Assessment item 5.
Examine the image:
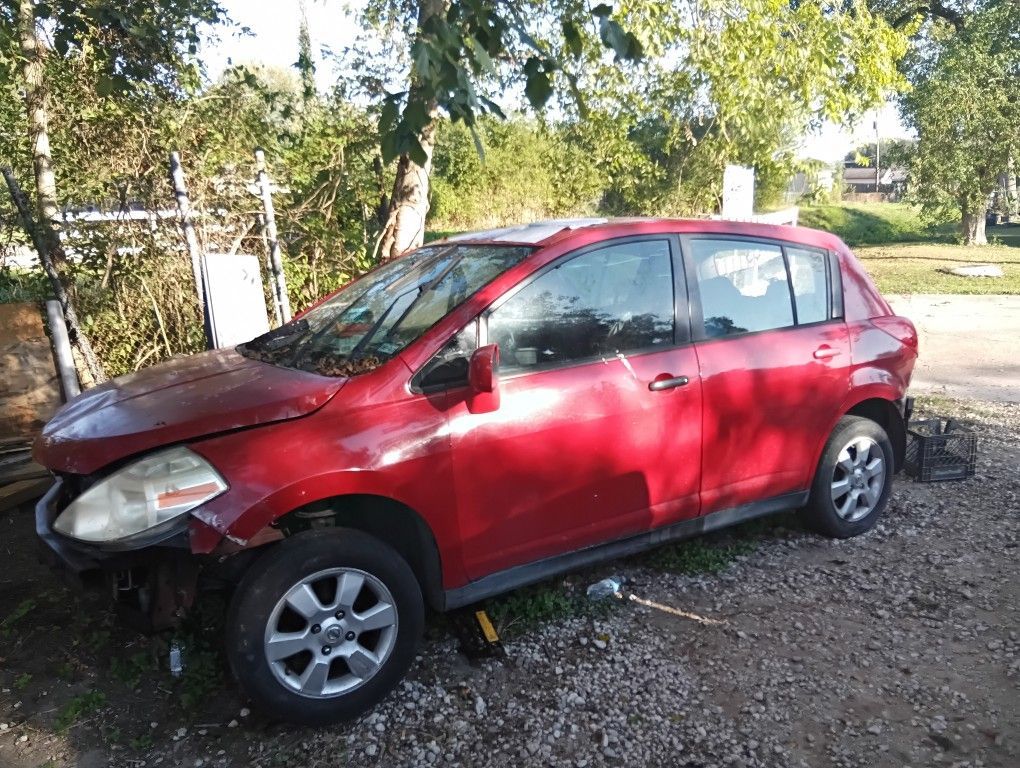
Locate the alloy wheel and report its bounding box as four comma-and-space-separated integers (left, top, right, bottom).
830, 436, 886, 522
263, 567, 398, 698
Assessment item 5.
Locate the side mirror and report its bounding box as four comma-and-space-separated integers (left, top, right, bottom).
468, 344, 499, 393
467, 344, 500, 413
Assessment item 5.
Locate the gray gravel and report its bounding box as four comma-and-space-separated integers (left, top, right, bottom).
240, 399, 1018, 768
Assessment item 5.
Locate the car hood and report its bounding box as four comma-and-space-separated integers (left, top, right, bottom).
34, 348, 346, 475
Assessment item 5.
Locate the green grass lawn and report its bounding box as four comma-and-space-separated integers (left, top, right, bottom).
856, 242, 1020, 295
799, 202, 1020, 295
798, 202, 954, 245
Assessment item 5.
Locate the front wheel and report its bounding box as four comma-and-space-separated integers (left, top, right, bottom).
225, 529, 424, 725
801, 415, 894, 538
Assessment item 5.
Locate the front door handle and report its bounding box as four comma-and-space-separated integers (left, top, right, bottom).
813, 345, 841, 360
648, 375, 690, 392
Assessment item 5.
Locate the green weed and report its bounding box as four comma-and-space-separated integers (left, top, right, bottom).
54, 690, 107, 731
13, 672, 32, 691
130, 734, 154, 751
486, 581, 615, 637
0, 598, 37, 638
110, 651, 154, 688
645, 538, 757, 575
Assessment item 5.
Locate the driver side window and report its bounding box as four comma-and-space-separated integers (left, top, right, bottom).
487, 240, 675, 374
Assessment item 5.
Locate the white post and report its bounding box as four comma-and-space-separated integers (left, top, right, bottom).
46, 299, 80, 400
169, 151, 210, 348
254, 148, 292, 324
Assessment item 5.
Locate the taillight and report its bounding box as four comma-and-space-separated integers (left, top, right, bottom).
871, 315, 918, 353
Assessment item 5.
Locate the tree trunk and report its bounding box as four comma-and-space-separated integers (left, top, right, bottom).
18, 0, 63, 265
376, 117, 438, 260
1007, 156, 1018, 220
3, 166, 107, 385
376, 0, 446, 261
961, 205, 987, 246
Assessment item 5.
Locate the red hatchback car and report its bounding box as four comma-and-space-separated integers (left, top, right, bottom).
34, 218, 917, 724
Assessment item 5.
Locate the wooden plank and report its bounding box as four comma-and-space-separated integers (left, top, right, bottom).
0, 477, 50, 512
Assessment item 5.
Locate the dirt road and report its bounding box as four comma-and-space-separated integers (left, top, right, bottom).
888, 294, 1020, 403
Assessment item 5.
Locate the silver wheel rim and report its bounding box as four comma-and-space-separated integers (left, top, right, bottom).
263, 567, 398, 699
830, 436, 886, 522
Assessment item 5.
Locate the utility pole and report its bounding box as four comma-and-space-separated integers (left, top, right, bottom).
253, 148, 292, 324
169, 152, 210, 349
874, 116, 881, 195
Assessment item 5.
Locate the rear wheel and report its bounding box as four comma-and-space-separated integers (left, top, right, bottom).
226, 529, 423, 725
801, 416, 893, 538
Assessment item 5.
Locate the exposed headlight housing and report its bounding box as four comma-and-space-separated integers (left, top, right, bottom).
53, 446, 228, 544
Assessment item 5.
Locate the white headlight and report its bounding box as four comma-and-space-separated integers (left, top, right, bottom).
53, 446, 228, 544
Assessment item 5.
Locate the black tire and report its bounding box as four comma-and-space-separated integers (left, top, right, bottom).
801, 415, 894, 539
225, 528, 423, 725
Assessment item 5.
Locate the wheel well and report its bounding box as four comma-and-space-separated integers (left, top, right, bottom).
846, 398, 906, 471
274, 495, 445, 611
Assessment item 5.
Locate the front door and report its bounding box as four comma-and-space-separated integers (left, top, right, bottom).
446, 238, 703, 580
683, 236, 851, 514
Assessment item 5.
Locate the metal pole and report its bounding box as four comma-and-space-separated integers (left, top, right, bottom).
254, 148, 292, 323
874, 117, 881, 194
256, 212, 283, 327
169, 152, 211, 348
2, 164, 107, 385
45, 299, 80, 399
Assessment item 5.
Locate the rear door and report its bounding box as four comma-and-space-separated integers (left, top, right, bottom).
433, 237, 703, 580
682, 236, 850, 514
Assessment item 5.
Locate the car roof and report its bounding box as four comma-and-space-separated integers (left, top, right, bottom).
437, 217, 846, 253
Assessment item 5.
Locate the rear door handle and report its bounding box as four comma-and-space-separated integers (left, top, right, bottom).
813, 346, 841, 360
648, 375, 690, 391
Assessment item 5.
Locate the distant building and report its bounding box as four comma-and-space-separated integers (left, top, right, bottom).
843, 166, 907, 199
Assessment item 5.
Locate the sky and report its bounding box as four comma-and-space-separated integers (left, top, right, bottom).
202, 0, 914, 166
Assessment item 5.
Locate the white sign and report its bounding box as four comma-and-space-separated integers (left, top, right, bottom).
722, 165, 755, 219
202, 253, 270, 349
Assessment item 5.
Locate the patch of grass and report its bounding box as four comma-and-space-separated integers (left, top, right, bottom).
130, 734, 154, 751
13, 672, 32, 691
0, 265, 49, 303
0, 598, 37, 638
54, 690, 106, 731
486, 580, 616, 637
799, 202, 952, 246
644, 537, 758, 575
170, 595, 229, 712
857, 243, 1020, 295
110, 651, 154, 688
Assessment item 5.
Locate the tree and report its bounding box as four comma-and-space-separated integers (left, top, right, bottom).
362, 0, 643, 259
2, 0, 227, 260
900, 0, 1020, 244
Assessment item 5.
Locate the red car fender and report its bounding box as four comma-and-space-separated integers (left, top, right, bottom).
189, 468, 466, 589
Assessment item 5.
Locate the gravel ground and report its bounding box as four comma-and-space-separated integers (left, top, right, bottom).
1, 397, 1017, 767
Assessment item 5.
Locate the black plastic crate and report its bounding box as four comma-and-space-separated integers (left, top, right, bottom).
904, 418, 977, 482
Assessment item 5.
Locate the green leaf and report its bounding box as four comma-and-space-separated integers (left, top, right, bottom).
96, 74, 115, 97
562, 20, 583, 58
592, 4, 613, 18
408, 134, 428, 166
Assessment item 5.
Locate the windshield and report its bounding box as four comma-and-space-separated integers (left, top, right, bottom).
238, 244, 532, 376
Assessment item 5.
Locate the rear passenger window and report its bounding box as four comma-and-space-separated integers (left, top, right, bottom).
488, 240, 675, 373
787, 246, 829, 324
691, 240, 794, 338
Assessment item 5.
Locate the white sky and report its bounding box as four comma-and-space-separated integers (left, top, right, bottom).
202, 0, 913, 167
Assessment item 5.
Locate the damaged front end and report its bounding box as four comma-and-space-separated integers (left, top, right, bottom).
35, 463, 249, 633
